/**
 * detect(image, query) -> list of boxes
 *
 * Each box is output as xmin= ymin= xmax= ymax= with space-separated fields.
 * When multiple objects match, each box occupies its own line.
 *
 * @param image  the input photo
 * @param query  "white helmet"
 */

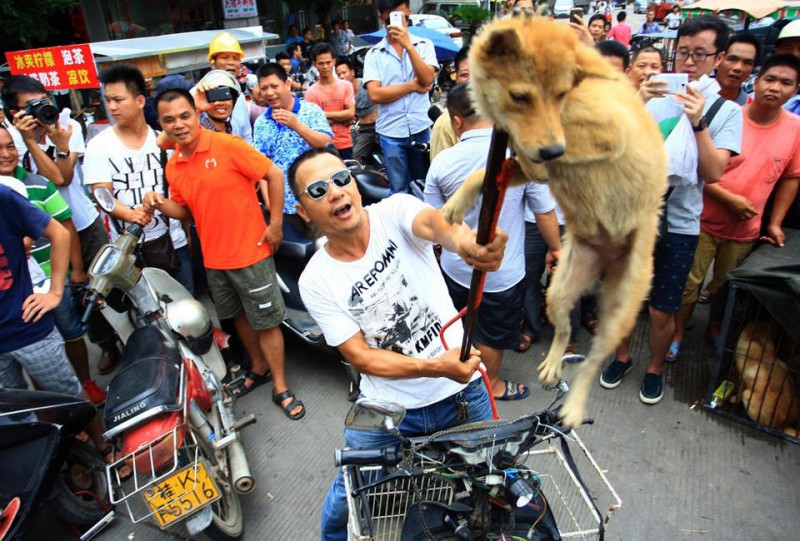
xmin=778 ymin=19 xmax=800 ymax=41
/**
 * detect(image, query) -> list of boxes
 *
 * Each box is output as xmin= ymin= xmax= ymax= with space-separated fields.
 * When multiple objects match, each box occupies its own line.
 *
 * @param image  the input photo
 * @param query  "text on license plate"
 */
xmin=144 ymin=461 xmax=220 ymax=527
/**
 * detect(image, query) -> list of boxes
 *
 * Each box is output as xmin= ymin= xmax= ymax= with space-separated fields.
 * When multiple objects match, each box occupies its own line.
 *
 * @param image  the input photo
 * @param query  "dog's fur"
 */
xmin=733 ymin=321 xmax=799 ymax=433
xmin=441 ymin=16 xmax=667 ymax=427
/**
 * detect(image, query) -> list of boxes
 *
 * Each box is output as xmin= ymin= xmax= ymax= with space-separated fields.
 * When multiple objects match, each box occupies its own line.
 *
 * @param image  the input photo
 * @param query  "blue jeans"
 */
xmin=320 ymin=378 xmax=492 ymax=540
xmin=173 ymin=245 xmax=195 ymax=297
xmin=379 ymin=129 xmax=430 ymax=194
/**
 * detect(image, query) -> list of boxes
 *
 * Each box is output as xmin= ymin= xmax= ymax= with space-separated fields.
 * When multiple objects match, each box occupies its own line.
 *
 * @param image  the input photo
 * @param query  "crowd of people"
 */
xmin=1 ymin=0 xmax=799 ymax=537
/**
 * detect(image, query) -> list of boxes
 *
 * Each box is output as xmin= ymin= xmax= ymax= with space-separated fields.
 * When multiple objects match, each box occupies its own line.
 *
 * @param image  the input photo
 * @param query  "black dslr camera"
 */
xmin=23 ymin=98 xmax=59 ymax=125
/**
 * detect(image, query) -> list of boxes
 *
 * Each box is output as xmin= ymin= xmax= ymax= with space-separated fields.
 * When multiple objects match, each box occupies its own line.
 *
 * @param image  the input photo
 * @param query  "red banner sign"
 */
xmin=5 ymin=44 xmax=99 ymax=90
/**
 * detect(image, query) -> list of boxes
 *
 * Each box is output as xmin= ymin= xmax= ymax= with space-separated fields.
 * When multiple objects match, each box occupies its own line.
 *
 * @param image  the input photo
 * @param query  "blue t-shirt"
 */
xmin=252 ymin=96 xmax=333 ymax=214
xmin=0 ymin=185 xmax=55 ymax=354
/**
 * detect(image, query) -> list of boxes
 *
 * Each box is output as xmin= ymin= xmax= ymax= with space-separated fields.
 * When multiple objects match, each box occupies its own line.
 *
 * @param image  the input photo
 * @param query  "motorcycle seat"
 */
xmin=354 ymin=169 xmax=390 ymax=205
xmin=104 ymin=326 xmax=183 ymax=432
xmin=277 ymin=219 xmax=315 ymax=262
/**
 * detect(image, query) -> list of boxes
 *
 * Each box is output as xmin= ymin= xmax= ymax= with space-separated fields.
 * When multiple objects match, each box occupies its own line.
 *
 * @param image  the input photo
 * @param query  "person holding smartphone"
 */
xmin=363 ymin=0 xmax=437 ymax=194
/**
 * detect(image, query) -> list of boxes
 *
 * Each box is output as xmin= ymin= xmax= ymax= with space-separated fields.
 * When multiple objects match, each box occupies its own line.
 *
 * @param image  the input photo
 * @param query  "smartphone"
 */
xmin=389 ymin=11 xmax=404 ymax=27
xmin=652 ymin=73 xmax=688 ymax=94
xmin=206 ymin=86 xmax=233 ymax=102
xmin=570 ymin=8 xmax=584 ymax=25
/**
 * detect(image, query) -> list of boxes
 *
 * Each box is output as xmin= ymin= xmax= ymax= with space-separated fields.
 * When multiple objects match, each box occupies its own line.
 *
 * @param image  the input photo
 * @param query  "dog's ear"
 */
xmin=482 ymin=26 xmax=521 ymax=58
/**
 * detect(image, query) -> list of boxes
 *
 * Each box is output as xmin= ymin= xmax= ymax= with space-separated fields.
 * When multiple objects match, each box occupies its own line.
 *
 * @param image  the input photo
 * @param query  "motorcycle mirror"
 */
xmin=344 ymin=398 xmax=406 ymax=433
xmin=93 ymin=187 xmax=116 ymax=213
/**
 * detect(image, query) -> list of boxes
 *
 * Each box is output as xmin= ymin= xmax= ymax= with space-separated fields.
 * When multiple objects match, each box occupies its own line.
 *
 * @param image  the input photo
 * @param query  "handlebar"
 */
xmin=127 ymin=224 xmax=144 ymax=239
xmin=334 ymin=447 xmax=402 ymax=468
xmin=81 ymin=293 xmax=98 ymax=325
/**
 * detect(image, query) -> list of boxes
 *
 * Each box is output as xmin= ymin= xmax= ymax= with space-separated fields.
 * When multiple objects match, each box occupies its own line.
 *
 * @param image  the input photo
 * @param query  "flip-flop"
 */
xmin=514 ymin=334 xmax=534 ymax=353
xmin=664 ymin=341 xmax=681 ymax=363
xmin=272 ymin=389 xmax=306 ymax=420
xmin=231 ymin=370 xmax=272 ymax=398
xmin=494 ymin=380 xmax=530 ymax=401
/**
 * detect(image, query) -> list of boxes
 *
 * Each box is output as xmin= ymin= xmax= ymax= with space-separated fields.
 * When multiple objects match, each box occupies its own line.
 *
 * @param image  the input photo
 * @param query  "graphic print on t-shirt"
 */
xmin=347 ymin=239 xmax=444 ymax=357
xmin=108 ymin=150 xmax=170 ymax=240
xmin=0 ymin=243 xmax=12 ymax=292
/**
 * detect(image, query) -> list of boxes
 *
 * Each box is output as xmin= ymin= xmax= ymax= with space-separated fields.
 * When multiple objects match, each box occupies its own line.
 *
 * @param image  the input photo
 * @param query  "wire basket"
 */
xmin=343 ymin=431 xmax=621 ymax=541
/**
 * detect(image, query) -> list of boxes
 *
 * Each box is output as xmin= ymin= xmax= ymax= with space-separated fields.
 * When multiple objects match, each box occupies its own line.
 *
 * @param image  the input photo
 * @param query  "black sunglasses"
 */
xmin=301 ymin=169 xmax=352 ymax=200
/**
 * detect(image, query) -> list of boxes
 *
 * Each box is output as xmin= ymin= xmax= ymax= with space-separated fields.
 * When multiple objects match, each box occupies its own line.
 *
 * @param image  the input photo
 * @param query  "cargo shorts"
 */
xmin=205 ymin=256 xmax=285 ymax=331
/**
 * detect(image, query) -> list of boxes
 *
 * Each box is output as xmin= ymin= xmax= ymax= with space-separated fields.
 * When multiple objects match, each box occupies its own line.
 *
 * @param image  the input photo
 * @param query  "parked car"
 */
xmin=408 ymin=14 xmax=464 ymax=47
xmin=553 ymin=0 xmax=575 ymax=18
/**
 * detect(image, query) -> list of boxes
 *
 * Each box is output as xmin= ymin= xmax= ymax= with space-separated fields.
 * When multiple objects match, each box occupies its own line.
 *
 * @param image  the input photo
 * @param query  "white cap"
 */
xmin=199 ymin=69 xmax=240 ymax=94
xmin=778 ymin=19 xmax=800 ymax=41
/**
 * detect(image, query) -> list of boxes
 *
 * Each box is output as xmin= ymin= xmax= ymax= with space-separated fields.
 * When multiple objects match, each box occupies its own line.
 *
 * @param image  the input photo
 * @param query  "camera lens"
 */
xmin=26 ymin=99 xmax=59 ymax=125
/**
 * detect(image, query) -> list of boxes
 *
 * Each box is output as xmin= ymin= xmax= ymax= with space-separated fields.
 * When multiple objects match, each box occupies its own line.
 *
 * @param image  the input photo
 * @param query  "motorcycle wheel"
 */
xmin=50 ymin=440 xmax=111 ymax=527
xmin=193 ymin=427 xmax=244 ymax=540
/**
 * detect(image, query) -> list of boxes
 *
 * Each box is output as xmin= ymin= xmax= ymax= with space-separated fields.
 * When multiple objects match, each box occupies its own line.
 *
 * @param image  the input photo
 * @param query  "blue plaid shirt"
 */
xmin=253 ymin=96 xmax=332 ymax=214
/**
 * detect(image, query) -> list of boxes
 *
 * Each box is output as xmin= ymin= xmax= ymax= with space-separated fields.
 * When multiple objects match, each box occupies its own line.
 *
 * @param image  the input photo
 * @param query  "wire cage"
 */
xmin=707 ymin=284 xmax=800 ymax=443
xmin=343 ymin=431 xmax=621 ymax=541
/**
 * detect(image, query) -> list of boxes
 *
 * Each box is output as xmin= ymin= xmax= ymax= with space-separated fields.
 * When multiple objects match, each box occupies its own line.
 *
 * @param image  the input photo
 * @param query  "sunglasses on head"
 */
xmin=301 ymin=168 xmax=352 ymax=200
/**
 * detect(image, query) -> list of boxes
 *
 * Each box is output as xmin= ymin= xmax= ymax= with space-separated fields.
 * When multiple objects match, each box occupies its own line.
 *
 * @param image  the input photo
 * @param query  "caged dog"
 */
xmin=441 ymin=15 xmax=667 ymax=427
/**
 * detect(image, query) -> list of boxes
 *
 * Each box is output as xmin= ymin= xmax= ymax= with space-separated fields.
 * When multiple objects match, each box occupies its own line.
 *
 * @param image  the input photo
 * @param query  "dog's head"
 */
xmin=469 ymin=17 xmax=614 ymax=163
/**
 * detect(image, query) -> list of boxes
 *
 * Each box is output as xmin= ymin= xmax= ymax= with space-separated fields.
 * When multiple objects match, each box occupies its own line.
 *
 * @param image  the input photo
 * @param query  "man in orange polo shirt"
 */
xmin=143 ymin=88 xmax=305 ymax=420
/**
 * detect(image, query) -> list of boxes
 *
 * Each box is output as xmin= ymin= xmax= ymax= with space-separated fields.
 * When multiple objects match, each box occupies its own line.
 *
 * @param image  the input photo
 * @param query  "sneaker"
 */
xmin=83 ymin=379 xmax=107 ymax=407
xmin=599 ymin=359 xmax=632 ymax=389
xmin=639 ymin=373 xmax=664 ymax=404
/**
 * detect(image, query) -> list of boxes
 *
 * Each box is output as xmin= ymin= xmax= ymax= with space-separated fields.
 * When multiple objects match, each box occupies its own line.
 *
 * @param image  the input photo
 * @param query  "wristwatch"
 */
xmin=692 ymin=116 xmax=707 ymax=132
xmin=56 ymin=150 xmax=71 ymax=159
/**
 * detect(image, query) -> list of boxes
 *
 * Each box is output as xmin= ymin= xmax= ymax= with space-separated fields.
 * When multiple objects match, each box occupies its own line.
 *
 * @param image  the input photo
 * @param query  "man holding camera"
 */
xmin=363 ymin=0 xmax=436 ymax=194
xmin=2 ymin=75 xmax=117 ymax=393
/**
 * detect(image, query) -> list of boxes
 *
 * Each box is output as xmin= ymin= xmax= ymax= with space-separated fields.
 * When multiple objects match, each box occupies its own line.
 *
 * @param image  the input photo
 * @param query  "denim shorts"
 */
xmin=52 ymin=284 xmax=89 ymax=341
xmin=649 ymin=232 xmax=699 ymax=313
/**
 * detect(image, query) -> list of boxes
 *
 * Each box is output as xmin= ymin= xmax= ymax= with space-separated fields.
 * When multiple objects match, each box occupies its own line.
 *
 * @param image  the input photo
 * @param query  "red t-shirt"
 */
xmin=701 ymin=109 xmax=800 ymax=241
xmin=305 ymin=79 xmax=355 ymax=150
xmin=167 ymin=128 xmax=275 ymax=269
xmin=607 ymin=24 xmax=632 ymax=47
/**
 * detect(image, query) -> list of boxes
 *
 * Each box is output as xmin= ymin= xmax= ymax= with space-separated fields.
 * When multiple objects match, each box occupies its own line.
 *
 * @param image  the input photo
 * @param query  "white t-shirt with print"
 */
xmin=83 ymin=127 xmax=187 ymax=248
xmin=10 ymin=119 xmax=98 ymax=231
xmin=299 ymin=194 xmax=476 ymax=409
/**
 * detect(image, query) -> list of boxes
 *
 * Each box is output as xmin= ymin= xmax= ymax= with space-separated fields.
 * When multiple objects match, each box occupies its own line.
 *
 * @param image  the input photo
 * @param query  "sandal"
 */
xmin=664 ymin=341 xmax=681 ymax=363
xmin=231 ymin=370 xmax=272 ymax=398
xmin=514 ymin=334 xmax=534 ymax=353
xmin=101 ymin=445 xmax=132 ymax=482
xmin=272 ymin=389 xmax=306 ymax=420
xmin=494 ymin=380 xmax=530 ymax=401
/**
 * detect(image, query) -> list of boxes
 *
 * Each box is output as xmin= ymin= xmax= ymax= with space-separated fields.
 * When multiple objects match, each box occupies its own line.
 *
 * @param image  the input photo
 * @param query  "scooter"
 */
xmin=83 ymin=188 xmax=255 ymax=539
xmin=0 ymin=389 xmax=112 ymax=540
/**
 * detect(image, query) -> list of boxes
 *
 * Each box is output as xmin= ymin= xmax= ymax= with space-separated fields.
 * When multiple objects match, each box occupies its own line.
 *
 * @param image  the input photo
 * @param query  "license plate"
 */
xmin=143 ymin=461 xmax=220 ymax=528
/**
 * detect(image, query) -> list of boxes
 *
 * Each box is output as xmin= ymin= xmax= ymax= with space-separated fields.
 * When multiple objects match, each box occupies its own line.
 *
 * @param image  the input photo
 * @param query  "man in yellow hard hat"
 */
xmin=208 ymin=31 xmax=253 ymax=145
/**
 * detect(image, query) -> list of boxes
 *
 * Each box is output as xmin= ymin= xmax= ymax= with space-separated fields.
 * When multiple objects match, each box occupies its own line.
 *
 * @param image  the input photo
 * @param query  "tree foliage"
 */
xmin=0 ymin=0 xmax=78 ymax=50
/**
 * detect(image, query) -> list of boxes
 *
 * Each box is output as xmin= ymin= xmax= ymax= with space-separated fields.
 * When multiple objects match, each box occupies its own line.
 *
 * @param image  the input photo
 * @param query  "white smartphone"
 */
xmin=389 ymin=11 xmax=404 ymax=27
xmin=652 ymin=73 xmax=689 ymax=94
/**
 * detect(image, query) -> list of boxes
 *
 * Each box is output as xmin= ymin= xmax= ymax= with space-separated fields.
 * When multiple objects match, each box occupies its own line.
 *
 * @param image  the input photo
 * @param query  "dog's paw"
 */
xmin=537 ymin=356 xmax=562 ymax=384
xmin=559 ymin=397 xmax=587 ymax=429
xmin=441 ymin=198 xmax=468 ymax=225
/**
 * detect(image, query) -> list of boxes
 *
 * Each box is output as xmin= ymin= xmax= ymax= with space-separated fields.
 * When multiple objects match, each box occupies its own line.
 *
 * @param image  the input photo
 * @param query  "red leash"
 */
xmin=440 ymin=129 xmax=516 ymax=420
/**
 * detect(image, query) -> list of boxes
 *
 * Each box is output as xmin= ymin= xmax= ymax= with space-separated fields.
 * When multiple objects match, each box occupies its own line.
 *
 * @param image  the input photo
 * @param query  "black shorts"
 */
xmin=443 ymin=274 xmax=524 ymax=350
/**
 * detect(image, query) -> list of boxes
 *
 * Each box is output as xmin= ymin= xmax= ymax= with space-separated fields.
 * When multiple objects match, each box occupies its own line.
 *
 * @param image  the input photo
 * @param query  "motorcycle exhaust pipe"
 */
xmin=227 ymin=437 xmax=255 ymax=494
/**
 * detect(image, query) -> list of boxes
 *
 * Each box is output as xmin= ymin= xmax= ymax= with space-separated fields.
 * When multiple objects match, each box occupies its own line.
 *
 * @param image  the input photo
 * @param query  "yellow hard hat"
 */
xmin=208 ymin=32 xmax=244 ymax=62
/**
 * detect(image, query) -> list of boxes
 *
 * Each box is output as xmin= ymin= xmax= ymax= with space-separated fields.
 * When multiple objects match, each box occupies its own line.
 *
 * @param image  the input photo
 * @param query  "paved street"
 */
xmin=70 ymin=302 xmax=799 ymax=541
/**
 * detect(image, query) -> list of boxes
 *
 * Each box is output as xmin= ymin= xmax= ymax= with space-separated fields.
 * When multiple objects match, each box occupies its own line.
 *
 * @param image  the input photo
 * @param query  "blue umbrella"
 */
xmin=357 ymin=26 xmax=460 ymax=62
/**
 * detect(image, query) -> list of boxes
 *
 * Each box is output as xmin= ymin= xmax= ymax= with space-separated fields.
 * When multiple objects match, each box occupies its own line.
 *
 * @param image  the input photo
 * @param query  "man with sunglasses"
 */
xmin=142 ymin=89 xmax=306 ymax=420
xmin=290 ymin=148 xmax=506 ymax=540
